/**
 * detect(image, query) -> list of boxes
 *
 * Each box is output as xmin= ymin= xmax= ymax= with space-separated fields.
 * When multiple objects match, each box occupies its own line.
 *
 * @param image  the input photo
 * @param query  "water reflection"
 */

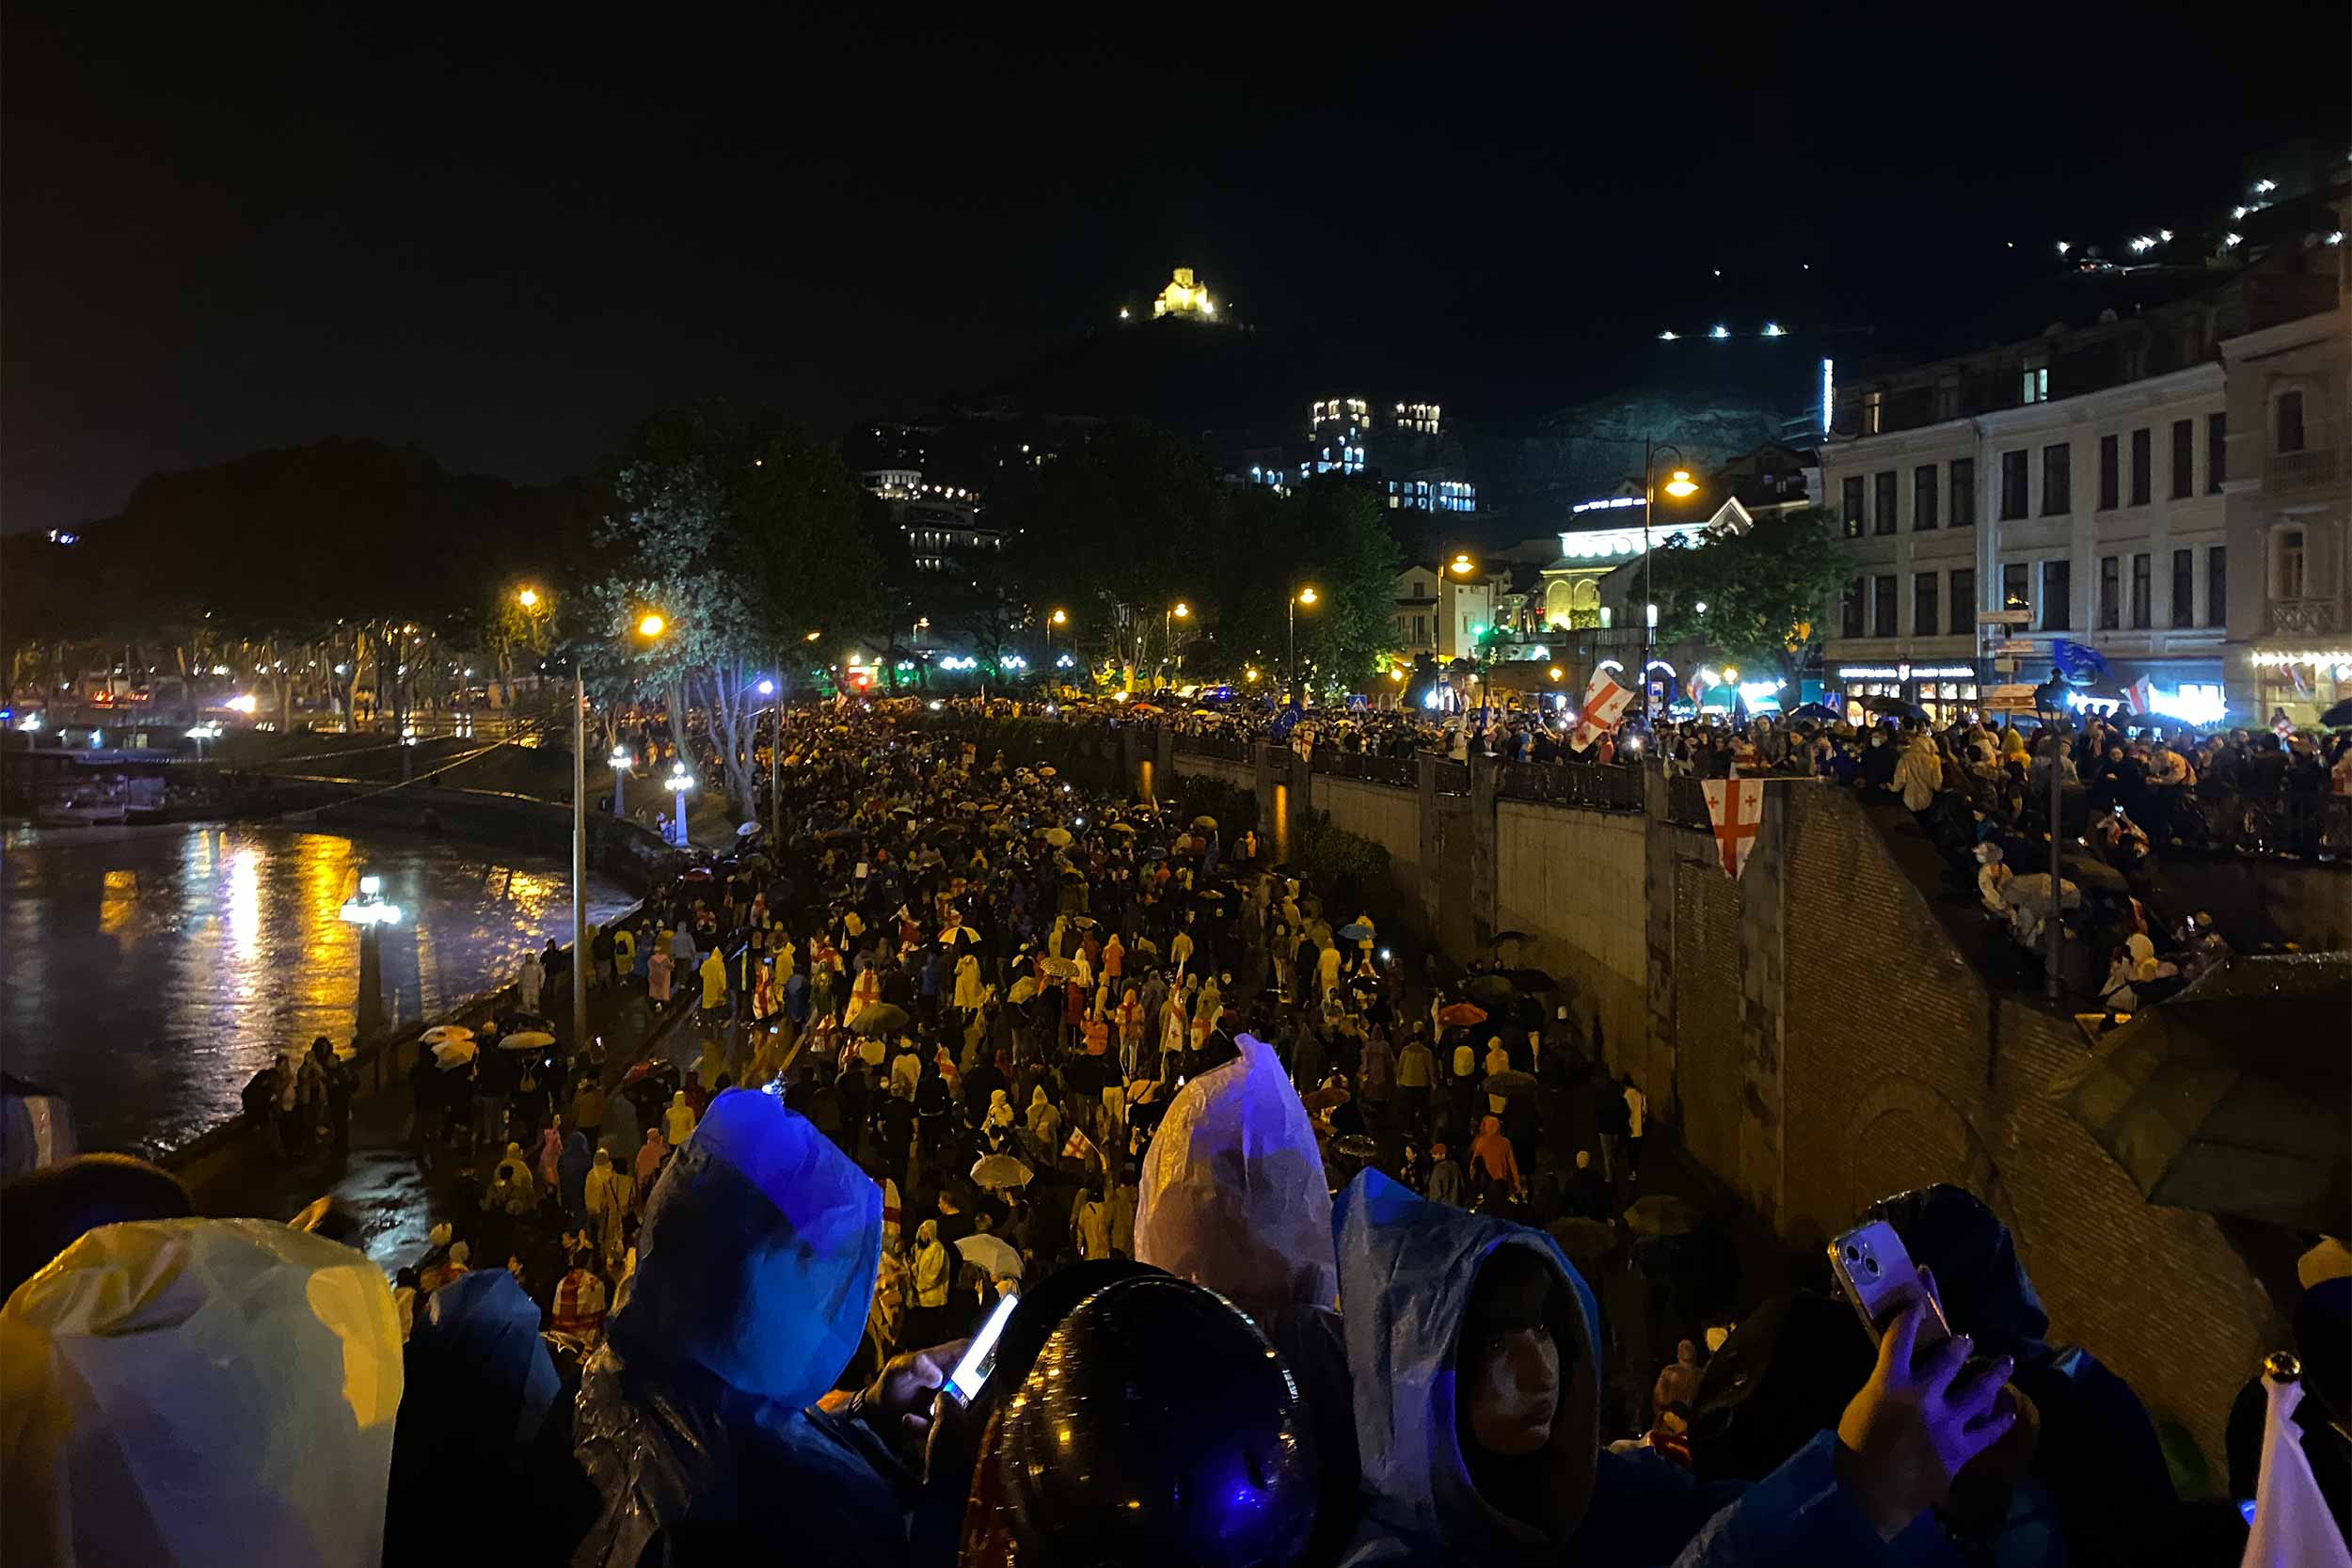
xmin=2 ymin=822 xmax=632 ymax=1156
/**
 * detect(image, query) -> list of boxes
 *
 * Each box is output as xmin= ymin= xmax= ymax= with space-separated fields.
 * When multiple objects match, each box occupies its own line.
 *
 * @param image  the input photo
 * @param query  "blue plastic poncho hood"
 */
xmin=408 ymin=1267 xmax=562 ymax=1446
xmin=1334 ymin=1171 xmax=1601 ymax=1566
xmin=609 ymin=1089 xmax=881 ymax=1408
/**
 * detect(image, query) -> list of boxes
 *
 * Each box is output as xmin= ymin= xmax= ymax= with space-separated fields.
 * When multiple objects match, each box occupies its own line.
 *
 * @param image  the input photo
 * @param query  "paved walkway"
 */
xmin=190 ymin=969 xmax=711 ymax=1272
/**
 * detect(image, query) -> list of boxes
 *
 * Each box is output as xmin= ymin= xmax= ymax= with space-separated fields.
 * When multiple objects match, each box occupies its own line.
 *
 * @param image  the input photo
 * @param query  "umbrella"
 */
xmin=850 ymin=1003 xmax=910 ymax=1037
xmin=1511 ymin=968 xmax=1558 ymax=992
xmin=1106 ymin=821 xmax=1136 ymax=835
xmin=1547 ymin=1217 xmax=1616 ymax=1269
xmin=1465 ymin=974 xmax=1515 ymax=1006
xmin=2046 ymin=954 xmax=2349 ymax=1230
xmin=2059 ymin=853 xmax=2131 ymax=896
xmin=1622 ymin=1194 xmax=1702 ymax=1238
xmin=1068 ymin=914 xmax=1097 ymax=928
xmin=1040 ymin=828 xmax=1073 ymax=847
xmin=1860 ymin=694 xmax=1931 ymax=724
xmin=968 ymin=1154 xmax=1034 ymax=1192
xmin=1192 ymin=815 xmax=1218 ymax=831
xmin=956 ymin=1231 xmax=1025 ymax=1279
xmin=2001 ymin=872 xmax=2082 ymax=917
xmin=735 ymin=821 xmax=761 ymax=837
xmin=421 ymin=1024 xmax=473 ymax=1045
xmin=1007 ymin=977 xmax=1039 ymax=1004
xmin=1038 ymin=767 xmax=1057 ymax=778
xmin=1785 ymin=702 xmax=1840 ymax=723
xmin=1484 ymin=1069 xmax=1538 ymax=1100
xmin=431 ymin=1038 xmax=478 ymax=1069
xmin=1438 ymin=1002 xmax=1488 ymax=1028
xmin=1337 ymin=922 xmax=1375 ymax=942
xmin=2322 ymin=698 xmax=2352 ymax=728
xmin=939 ymin=924 xmax=977 ymax=944
xmin=1039 ymin=958 xmax=1082 ymax=980
xmin=1193 ymin=888 xmax=1225 ymax=902
xmin=818 ymin=826 xmax=862 ymax=843
xmin=500 ymin=1029 xmax=557 ymax=1052
xmin=1488 ymin=930 xmax=1534 ymax=949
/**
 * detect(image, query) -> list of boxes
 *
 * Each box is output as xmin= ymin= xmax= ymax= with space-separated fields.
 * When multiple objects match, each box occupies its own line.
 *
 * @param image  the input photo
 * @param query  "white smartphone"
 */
xmin=945 ymin=1291 xmax=1020 ymax=1406
xmin=1828 ymin=1221 xmax=1952 ymax=1355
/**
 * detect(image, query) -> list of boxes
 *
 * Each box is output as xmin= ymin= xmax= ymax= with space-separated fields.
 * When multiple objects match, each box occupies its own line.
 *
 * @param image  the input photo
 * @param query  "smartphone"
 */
xmin=1828 ymin=1221 xmax=1952 ymax=1355
xmin=945 ymin=1291 xmax=1020 ymax=1406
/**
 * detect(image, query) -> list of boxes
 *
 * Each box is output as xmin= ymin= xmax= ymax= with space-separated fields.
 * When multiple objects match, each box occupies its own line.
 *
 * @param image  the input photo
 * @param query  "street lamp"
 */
xmin=664 ymin=760 xmax=695 ymax=847
xmin=637 ymin=612 xmax=666 ymax=639
xmin=516 ymin=587 xmax=540 ymax=610
xmin=1162 ymin=602 xmax=1190 ymax=689
xmin=339 ymin=872 xmax=405 ymax=1039
xmin=1641 ymin=443 xmax=1699 ymax=725
xmin=609 ymin=747 xmax=633 ymax=817
xmin=1288 ymin=586 xmax=1320 ymax=705
xmin=1449 ymin=552 xmax=1476 ymax=577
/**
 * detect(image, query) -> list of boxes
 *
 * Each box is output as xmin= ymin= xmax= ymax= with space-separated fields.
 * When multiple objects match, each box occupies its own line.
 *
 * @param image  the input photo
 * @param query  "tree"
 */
xmin=596 ymin=406 xmax=883 ymax=818
xmin=1647 ymin=507 xmax=1851 ymax=689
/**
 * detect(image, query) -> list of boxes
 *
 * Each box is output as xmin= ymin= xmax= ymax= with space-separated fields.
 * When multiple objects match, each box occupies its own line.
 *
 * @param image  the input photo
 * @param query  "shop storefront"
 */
xmin=1832 ymin=664 xmax=1981 ymax=726
xmin=2252 ymin=648 xmax=2352 ymax=731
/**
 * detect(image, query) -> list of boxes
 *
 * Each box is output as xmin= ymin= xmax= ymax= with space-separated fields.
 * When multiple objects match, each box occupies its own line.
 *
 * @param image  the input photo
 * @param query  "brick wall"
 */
xmin=1493 ymin=800 xmax=1647 ymax=1067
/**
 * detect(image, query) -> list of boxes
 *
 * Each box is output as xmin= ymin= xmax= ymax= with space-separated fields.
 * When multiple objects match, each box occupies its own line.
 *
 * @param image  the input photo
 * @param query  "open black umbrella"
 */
xmin=1785 ymin=702 xmax=1840 ymax=723
xmin=2059 ymin=853 xmax=2131 ymax=896
xmin=2046 ymin=954 xmax=2349 ymax=1230
xmin=2321 ymin=697 xmax=2352 ymax=728
xmin=1511 ymin=968 xmax=1558 ymax=992
xmin=1861 ymin=694 xmax=1931 ymax=724
xmin=1465 ymin=974 xmax=1515 ymax=1006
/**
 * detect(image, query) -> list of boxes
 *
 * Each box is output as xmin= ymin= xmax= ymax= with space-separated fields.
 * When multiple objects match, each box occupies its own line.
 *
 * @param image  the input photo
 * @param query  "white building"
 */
xmin=1820 ymin=235 xmax=2345 ymax=729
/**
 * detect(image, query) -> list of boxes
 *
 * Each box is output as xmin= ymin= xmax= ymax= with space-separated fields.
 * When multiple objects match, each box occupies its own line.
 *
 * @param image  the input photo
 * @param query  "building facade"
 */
xmin=1820 ymin=243 xmax=2345 ymax=728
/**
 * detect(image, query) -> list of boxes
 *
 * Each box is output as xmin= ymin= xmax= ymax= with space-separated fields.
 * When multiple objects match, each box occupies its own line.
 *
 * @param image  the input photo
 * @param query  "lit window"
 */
xmin=2021 ymin=366 xmax=2049 ymax=404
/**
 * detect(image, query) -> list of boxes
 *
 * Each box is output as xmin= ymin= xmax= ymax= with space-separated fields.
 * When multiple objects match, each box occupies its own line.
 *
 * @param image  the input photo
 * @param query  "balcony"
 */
xmin=2268 ymin=598 xmax=2342 ymax=637
xmin=2264 ymin=448 xmax=2342 ymax=493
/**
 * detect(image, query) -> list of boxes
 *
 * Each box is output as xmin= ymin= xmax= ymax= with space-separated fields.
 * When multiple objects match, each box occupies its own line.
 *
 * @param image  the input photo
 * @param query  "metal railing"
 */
xmin=1429 ymin=760 xmax=1472 ymax=797
xmin=1665 ymin=773 xmax=1713 ymax=829
xmin=1317 ymin=751 xmax=1418 ymax=788
xmin=1497 ymin=761 xmax=1643 ymax=813
xmin=1171 ymin=731 xmax=1250 ymax=761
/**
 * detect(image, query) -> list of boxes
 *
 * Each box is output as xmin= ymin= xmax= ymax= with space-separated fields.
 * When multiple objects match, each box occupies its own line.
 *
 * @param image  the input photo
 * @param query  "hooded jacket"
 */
xmin=912 ymin=1220 xmax=951 ymax=1308
xmin=1333 ymin=1174 xmax=1908 ymax=1568
xmin=571 ymin=1090 xmax=898 ymax=1568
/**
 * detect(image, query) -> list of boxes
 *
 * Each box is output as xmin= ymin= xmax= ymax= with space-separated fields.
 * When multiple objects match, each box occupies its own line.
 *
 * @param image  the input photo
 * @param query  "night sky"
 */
xmin=6 ymin=3 xmax=2344 ymax=534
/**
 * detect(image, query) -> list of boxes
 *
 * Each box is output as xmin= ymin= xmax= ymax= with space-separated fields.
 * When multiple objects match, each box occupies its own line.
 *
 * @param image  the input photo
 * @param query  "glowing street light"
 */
xmin=1449 ymin=552 xmax=1476 ymax=576
xmin=1287 ymin=585 xmax=1321 ymax=704
xmin=609 ymin=747 xmax=634 ymax=818
xmin=516 ymin=587 xmax=541 ymax=610
xmin=637 ymin=612 xmax=667 ymax=640
xmin=1663 ymin=469 xmax=1699 ymax=499
xmin=341 ymin=872 xmax=404 ymax=1039
xmin=664 ymin=760 xmax=695 ymax=847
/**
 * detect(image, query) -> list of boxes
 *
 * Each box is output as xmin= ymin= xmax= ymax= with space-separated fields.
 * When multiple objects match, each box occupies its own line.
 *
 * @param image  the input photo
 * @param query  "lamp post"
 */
xmin=339 ymin=873 xmax=404 ymax=1040
xmin=1163 ymin=602 xmax=1189 ymax=690
xmin=1287 ymin=585 xmax=1320 ymax=705
xmin=1046 ymin=609 xmax=1066 ymax=691
xmin=665 ymin=760 xmax=695 ymax=847
xmin=609 ymin=747 xmax=633 ymax=817
xmin=1640 ymin=441 xmax=1699 ymax=725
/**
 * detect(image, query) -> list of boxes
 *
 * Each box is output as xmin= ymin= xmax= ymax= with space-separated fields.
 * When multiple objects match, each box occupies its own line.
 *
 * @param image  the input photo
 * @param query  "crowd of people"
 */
xmin=4 ymin=698 xmax=2344 ymax=1567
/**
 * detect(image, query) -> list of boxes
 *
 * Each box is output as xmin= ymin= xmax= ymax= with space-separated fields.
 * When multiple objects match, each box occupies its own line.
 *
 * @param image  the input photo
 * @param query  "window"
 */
xmin=1949 ymin=568 xmax=1975 ymax=634
xmin=1998 ymin=451 xmax=2028 ymax=519
xmin=1914 ymin=464 xmax=1938 ymax=530
xmin=2002 ymin=562 xmax=2029 ymax=616
xmin=1913 ymin=572 xmax=1940 ymax=636
xmin=2170 ymin=549 xmax=2194 ymax=627
xmin=2099 ymin=434 xmax=2120 ymax=510
xmin=1862 ymin=392 xmax=1883 ymax=436
xmin=2170 ymin=420 xmax=2194 ymax=499
xmin=2041 ymin=443 xmax=2071 ymax=515
xmin=2130 ymin=428 xmax=2151 ymax=505
xmin=2207 ymin=413 xmax=2227 ymax=492
xmin=1872 ymin=574 xmax=1898 ymax=637
xmin=1841 ymin=475 xmax=1865 ymax=538
xmin=2275 ymin=528 xmax=2307 ymax=599
xmin=2021 ymin=366 xmax=2049 ymax=404
xmin=2276 ymin=389 xmax=2305 ymax=453
xmin=1949 ymin=458 xmax=1975 ymax=527
xmin=2130 ymin=554 xmax=2151 ymax=628
xmin=2098 ymin=556 xmax=2120 ymax=629
xmin=1841 ymin=577 xmax=1865 ymax=639
xmin=2206 ymin=546 xmax=2226 ymax=626
xmin=1873 ymin=471 xmax=1898 ymax=535
xmin=2042 ymin=558 xmax=2072 ymax=630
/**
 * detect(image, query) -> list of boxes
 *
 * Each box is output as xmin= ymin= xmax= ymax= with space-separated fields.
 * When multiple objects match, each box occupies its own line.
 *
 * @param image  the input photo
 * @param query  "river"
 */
xmin=2 ymin=821 xmax=634 ymax=1157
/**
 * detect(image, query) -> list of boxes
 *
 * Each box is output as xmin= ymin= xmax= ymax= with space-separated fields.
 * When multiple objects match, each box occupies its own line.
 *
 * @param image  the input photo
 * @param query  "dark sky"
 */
xmin=6 ymin=2 xmax=2344 ymax=533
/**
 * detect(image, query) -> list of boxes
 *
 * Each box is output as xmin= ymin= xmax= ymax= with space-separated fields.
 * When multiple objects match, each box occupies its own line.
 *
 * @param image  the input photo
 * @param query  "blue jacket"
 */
xmin=1334 ymin=1172 xmax=1937 ymax=1568
xmin=572 ymin=1090 xmax=902 ymax=1568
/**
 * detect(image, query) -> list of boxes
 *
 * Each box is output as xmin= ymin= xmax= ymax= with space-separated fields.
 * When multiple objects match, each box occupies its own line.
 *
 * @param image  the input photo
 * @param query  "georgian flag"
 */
xmin=2125 ymin=676 xmax=2157 ymax=716
xmin=2243 ymin=1367 xmax=2352 ymax=1568
xmin=1568 ymin=672 xmax=1636 ymax=752
xmin=1702 ymin=778 xmax=1765 ymax=880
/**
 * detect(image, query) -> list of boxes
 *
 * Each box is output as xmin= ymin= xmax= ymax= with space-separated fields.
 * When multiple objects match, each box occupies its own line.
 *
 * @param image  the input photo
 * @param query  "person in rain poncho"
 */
xmin=1025 ymin=1085 xmax=1062 ymax=1158
xmin=2 ymin=1218 xmax=404 ymax=1568
xmin=1975 ymin=842 xmax=2013 ymax=916
xmin=663 ymin=1089 xmax=698 ymax=1147
xmin=519 ymin=951 xmax=545 ymax=1012
xmin=553 ymin=1243 xmax=610 ymax=1340
xmin=694 ymin=1038 xmax=729 ymax=1095
xmin=635 ymin=1125 xmax=670 ymax=1187
xmin=1894 ymin=730 xmax=1944 ymax=813
xmin=647 ymin=944 xmax=674 ymax=1006
xmin=911 ymin=1217 xmax=952 ymax=1346
xmin=582 ymin=1148 xmax=637 ymax=1269
xmin=558 ymin=1132 xmax=595 ymax=1224
xmin=1333 ymin=1171 xmax=1984 ymax=1566
xmin=491 ymin=1141 xmax=538 ymax=1214
xmin=1135 ymin=1030 xmax=1360 ymax=1566
xmin=570 ymin=1091 xmax=937 ymax=1568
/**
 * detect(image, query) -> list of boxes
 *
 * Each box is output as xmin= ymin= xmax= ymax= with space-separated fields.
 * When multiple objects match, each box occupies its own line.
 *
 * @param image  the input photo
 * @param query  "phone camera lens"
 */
xmin=1864 ymin=1257 xmax=1881 ymax=1276
xmin=1843 ymin=1245 xmax=1860 ymax=1262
